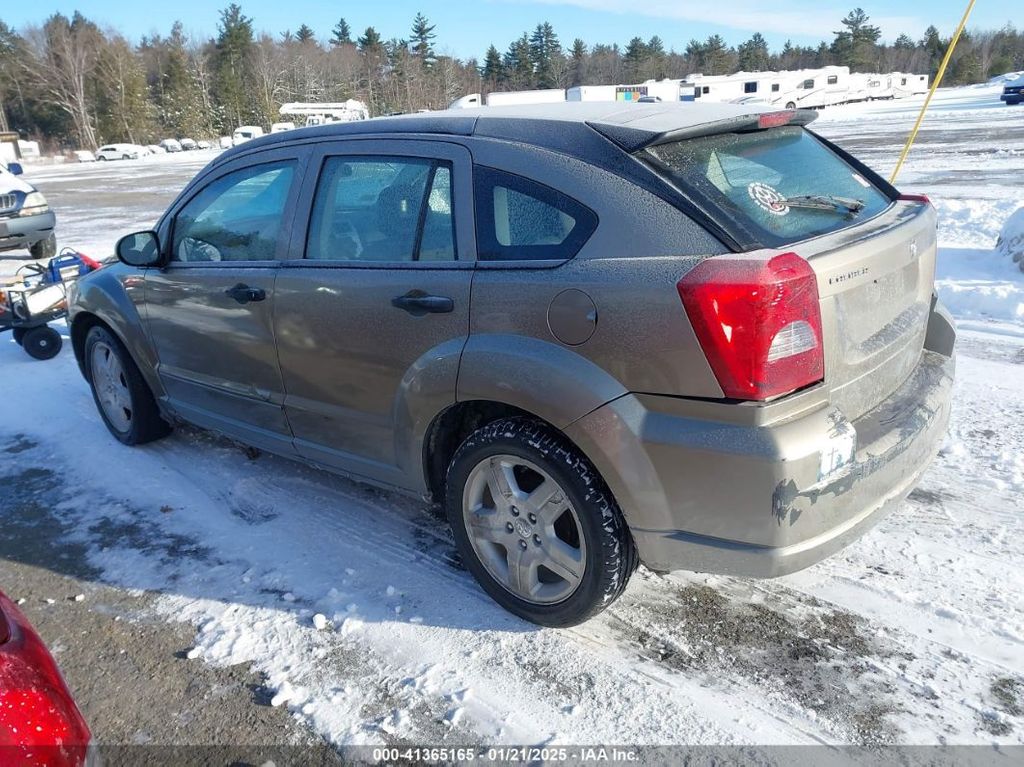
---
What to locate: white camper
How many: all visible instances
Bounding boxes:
[864,74,894,100]
[484,89,566,107]
[566,85,620,102]
[566,81,680,103]
[682,72,778,104]
[279,100,370,126]
[769,66,851,109]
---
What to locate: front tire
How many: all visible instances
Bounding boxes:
[29,233,56,260]
[446,417,637,627]
[21,326,62,360]
[84,325,171,445]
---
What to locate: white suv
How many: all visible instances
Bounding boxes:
[96,144,141,161]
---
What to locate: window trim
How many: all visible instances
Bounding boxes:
[473,165,598,265]
[162,154,304,269]
[302,155,457,265]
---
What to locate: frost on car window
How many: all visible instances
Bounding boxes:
[493,186,576,247]
[172,162,295,262]
[306,157,455,262]
[647,126,891,247]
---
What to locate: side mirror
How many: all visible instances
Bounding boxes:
[116,231,162,267]
[7,162,23,176]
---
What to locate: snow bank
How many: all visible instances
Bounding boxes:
[996,206,1024,272]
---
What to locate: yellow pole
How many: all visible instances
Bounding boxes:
[889,0,977,184]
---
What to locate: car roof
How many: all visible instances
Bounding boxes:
[215,101,816,164]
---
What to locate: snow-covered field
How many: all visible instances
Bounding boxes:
[1,85,1023,749]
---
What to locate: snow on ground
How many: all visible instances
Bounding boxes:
[815,81,1024,327]
[1,86,1023,748]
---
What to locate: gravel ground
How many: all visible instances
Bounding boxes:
[0,448,337,761]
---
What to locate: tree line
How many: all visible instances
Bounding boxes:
[0,5,1021,151]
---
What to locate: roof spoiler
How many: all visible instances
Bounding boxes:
[587,109,819,153]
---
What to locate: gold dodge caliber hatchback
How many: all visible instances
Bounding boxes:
[69,103,956,626]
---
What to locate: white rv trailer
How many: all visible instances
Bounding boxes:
[770,66,853,109]
[681,72,778,104]
[863,74,895,100]
[484,89,566,107]
[890,73,930,98]
[449,89,567,108]
[567,80,681,102]
[279,100,369,126]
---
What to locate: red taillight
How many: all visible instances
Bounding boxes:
[758,111,795,129]
[677,252,824,401]
[0,594,90,766]
[898,193,931,205]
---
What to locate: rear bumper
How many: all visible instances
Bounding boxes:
[0,211,56,251]
[566,306,955,578]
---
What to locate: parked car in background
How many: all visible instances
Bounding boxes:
[146,144,165,155]
[0,590,92,765]
[0,161,56,259]
[70,103,955,627]
[180,138,198,151]
[232,126,265,145]
[159,139,182,153]
[1001,75,1023,105]
[72,150,95,163]
[218,136,233,149]
[96,143,141,161]
[197,140,212,150]
[271,122,296,134]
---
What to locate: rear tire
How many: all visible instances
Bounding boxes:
[22,326,62,360]
[29,233,56,261]
[785,101,797,109]
[84,325,171,445]
[445,417,637,627]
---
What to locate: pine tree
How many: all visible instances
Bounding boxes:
[0,20,20,132]
[529,22,562,88]
[295,24,315,44]
[481,44,503,85]
[503,33,533,89]
[738,32,770,71]
[832,7,882,71]
[213,3,256,131]
[702,35,731,75]
[410,13,436,63]
[358,27,383,52]
[623,37,648,80]
[330,18,352,46]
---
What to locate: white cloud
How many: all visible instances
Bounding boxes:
[509,0,925,40]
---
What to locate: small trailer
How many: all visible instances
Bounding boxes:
[0,250,100,360]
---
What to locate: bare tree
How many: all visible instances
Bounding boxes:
[22,13,102,150]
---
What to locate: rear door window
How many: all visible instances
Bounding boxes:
[474,167,597,261]
[305,156,455,262]
[644,126,891,248]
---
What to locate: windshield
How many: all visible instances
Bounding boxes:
[644,126,892,248]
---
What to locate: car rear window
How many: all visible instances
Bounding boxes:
[644,126,892,248]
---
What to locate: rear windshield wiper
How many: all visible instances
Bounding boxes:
[779,194,865,216]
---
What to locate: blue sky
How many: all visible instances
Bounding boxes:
[2,0,1009,59]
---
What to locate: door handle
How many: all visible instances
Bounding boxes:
[391,290,454,316]
[225,283,266,304]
